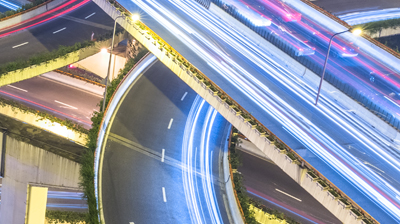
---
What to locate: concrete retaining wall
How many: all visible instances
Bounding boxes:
[92,0,373,223]
[368,27,400,38]
[0,33,125,87]
[0,103,87,145]
[0,0,68,30]
[0,136,81,224]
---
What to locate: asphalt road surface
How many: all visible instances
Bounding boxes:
[0,75,101,128]
[100,59,344,223]
[0,5,9,13]
[0,0,115,65]
[100,60,232,223]
[238,150,341,224]
[311,0,400,15]
[113,0,400,222]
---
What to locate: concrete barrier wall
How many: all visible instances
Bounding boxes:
[368,27,400,38]
[0,33,125,87]
[0,137,81,224]
[92,0,373,223]
[0,103,87,145]
[0,0,68,30]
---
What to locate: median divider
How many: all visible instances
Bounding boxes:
[91,0,378,223]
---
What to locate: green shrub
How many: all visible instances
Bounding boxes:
[46,210,87,224]
[0,0,48,20]
[317,179,328,188]
[285,151,297,161]
[328,189,339,198]
[360,18,400,34]
[250,198,301,224]
[351,208,362,217]
[0,29,124,76]
[307,170,317,179]
[0,97,87,134]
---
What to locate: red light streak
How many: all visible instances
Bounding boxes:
[0,89,91,124]
[0,0,90,38]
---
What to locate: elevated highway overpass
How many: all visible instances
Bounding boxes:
[0,0,400,222]
[91,0,400,223]
[96,54,340,224]
[311,0,400,15]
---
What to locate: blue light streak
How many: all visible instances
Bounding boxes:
[131,0,400,220]
[0,0,19,10]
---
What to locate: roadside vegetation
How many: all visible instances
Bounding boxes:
[356,18,400,53]
[0,28,123,76]
[0,0,48,20]
[57,66,104,84]
[0,96,87,134]
[79,48,148,224]
[229,127,301,224]
[361,18,400,36]
[46,210,87,224]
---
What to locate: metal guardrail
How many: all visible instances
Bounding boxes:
[101,2,379,223]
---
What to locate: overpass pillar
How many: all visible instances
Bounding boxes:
[0,136,81,224]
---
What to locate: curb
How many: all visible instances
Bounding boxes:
[223,129,246,224]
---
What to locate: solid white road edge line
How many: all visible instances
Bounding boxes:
[275,188,302,202]
[161,149,165,162]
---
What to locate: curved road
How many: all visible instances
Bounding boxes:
[100,58,342,223]
[100,60,231,223]
[111,0,400,222]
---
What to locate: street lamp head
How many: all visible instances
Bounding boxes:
[131,14,140,22]
[101,48,107,54]
[350,28,362,36]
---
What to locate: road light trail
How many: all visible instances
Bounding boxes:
[133,0,400,220]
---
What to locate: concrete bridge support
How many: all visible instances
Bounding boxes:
[0,136,81,224]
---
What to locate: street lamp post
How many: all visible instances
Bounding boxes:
[315,28,362,106]
[102,15,125,112]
